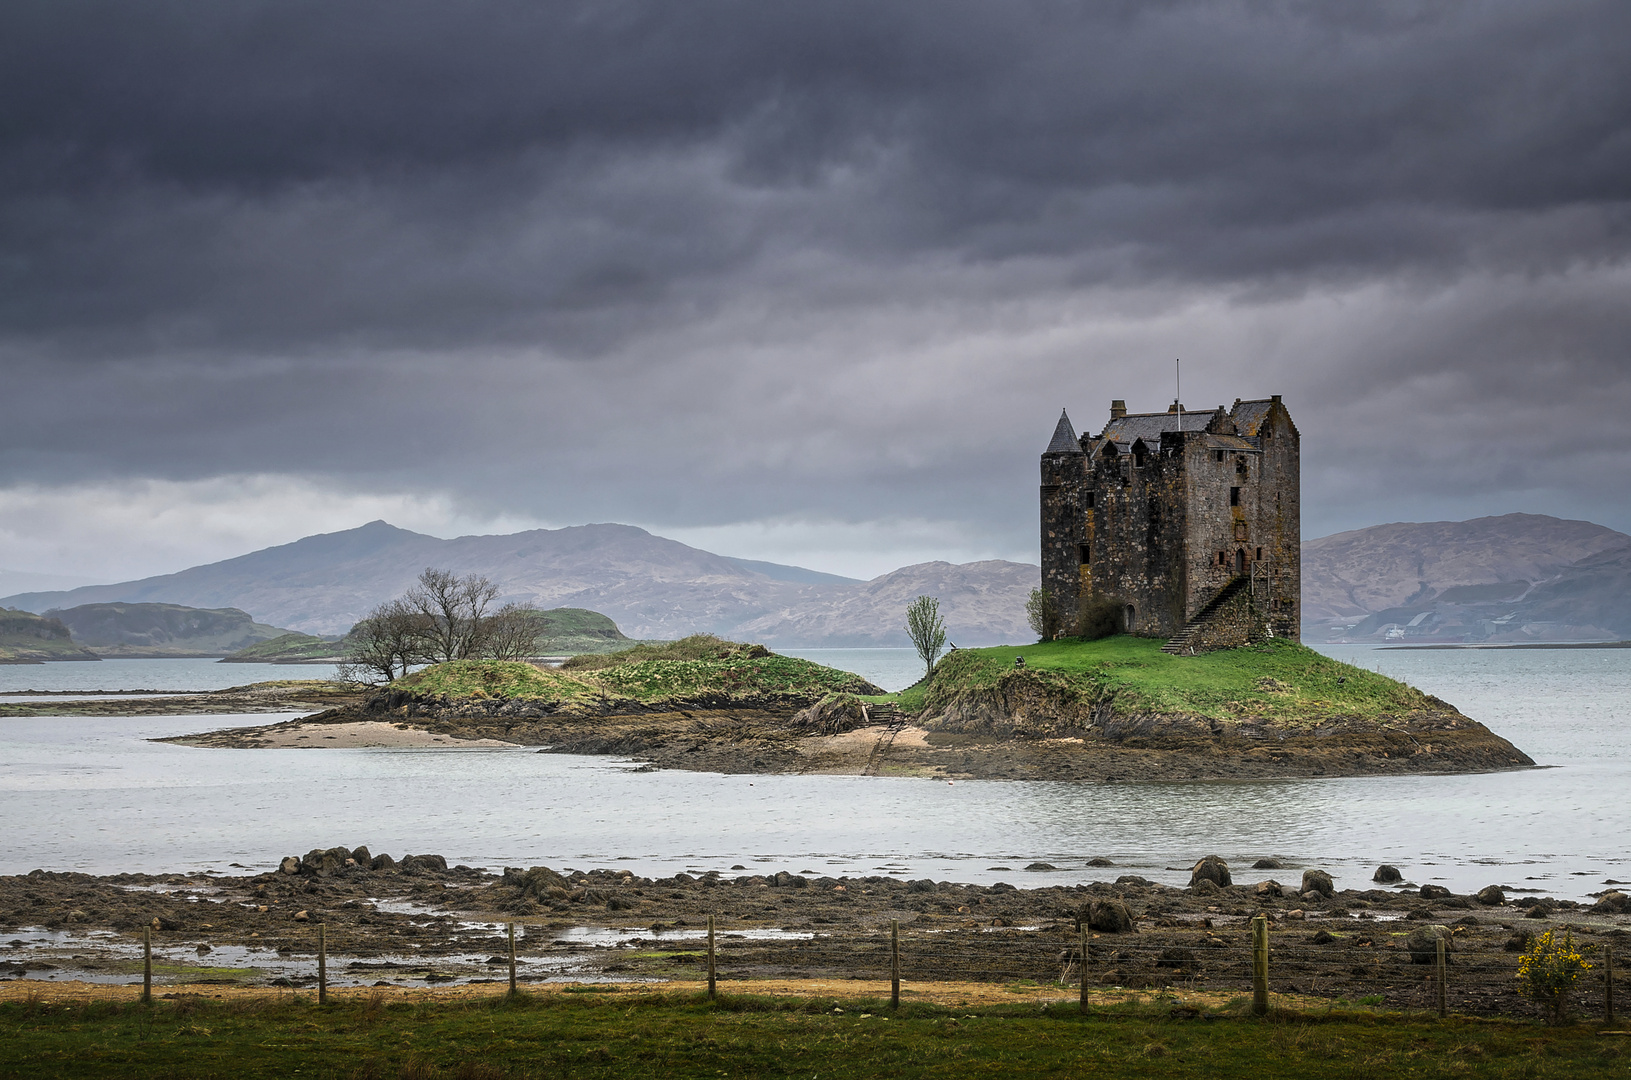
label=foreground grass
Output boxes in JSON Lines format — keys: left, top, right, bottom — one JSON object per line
{"left": 1, "top": 990, "right": 1624, "bottom": 1079}
{"left": 891, "top": 636, "right": 1434, "bottom": 725}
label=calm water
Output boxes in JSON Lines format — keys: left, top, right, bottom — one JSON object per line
{"left": 0, "top": 648, "right": 1625, "bottom": 900}
{"left": 0, "top": 657, "right": 344, "bottom": 694}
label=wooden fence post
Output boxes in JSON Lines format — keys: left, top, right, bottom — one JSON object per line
{"left": 142, "top": 924, "right": 152, "bottom": 1005}
{"left": 508, "top": 922, "right": 518, "bottom": 996}
{"left": 318, "top": 922, "right": 328, "bottom": 1005}
{"left": 1435, "top": 935, "right": 1447, "bottom": 1018}
{"left": 1079, "top": 923, "right": 1089, "bottom": 1015}
{"left": 707, "top": 915, "right": 717, "bottom": 1000}
{"left": 1606, "top": 946, "right": 1615, "bottom": 1025}
{"left": 890, "top": 920, "right": 901, "bottom": 1010}
{"left": 1251, "top": 915, "right": 1268, "bottom": 1017}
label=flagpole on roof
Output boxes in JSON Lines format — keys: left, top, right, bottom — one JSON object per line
{"left": 1175, "top": 357, "right": 1182, "bottom": 435}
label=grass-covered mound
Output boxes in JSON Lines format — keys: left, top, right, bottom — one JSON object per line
{"left": 894, "top": 637, "right": 1439, "bottom": 728}
{"left": 220, "top": 632, "right": 342, "bottom": 662}
{"left": 393, "top": 660, "right": 597, "bottom": 702}
{"left": 386, "top": 638, "right": 881, "bottom": 711}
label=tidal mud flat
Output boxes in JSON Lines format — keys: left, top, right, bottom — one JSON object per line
{"left": 2, "top": 850, "right": 1626, "bottom": 1020}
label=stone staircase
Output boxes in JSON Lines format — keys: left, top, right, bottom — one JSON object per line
{"left": 1162, "top": 575, "right": 1252, "bottom": 655}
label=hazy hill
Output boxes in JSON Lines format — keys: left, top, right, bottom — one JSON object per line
{"left": 0, "top": 608, "right": 99, "bottom": 663}
{"left": 1301, "top": 514, "right": 1631, "bottom": 642}
{"left": 48, "top": 603, "right": 298, "bottom": 657}
{"left": 733, "top": 560, "right": 1037, "bottom": 647}
{"left": 2, "top": 522, "right": 1034, "bottom": 646}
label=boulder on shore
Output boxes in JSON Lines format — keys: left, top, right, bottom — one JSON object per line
{"left": 1252, "top": 858, "right": 1284, "bottom": 870}
{"left": 1301, "top": 869, "right": 1334, "bottom": 897}
{"left": 1373, "top": 865, "right": 1402, "bottom": 883}
{"left": 1594, "top": 890, "right": 1630, "bottom": 914}
{"left": 1475, "top": 885, "right": 1506, "bottom": 906}
{"left": 1405, "top": 924, "right": 1453, "bottom": 964}
{"left": 502, "top": 865, "right": 570, "bottom": 901}
{"left": 1083, "top": 899, "right": 1137, "bottom": 934}
{"left": 1419, "top": 884, "right": 1452, "bottom": 900}
{"left": 1189, "top": 855, "right": 1232, "bottom": 888}
{"left": 1254, "top": 880, "right": 1283, "bottom": 897}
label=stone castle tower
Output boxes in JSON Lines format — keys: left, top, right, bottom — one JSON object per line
{"left": 1040, "top": 396, "right": 1300, "bottom": 652}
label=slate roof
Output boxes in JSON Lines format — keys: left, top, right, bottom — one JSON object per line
{"left": 1229, "top": 398, "right": 1276, "bottom": 437}
{"left": 1044, "top": 409, "right": 1083, "bottom": 454}
{"left": 1096, "top": 409, "right": 1216, "bottom": 450}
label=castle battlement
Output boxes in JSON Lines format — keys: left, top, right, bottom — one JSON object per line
{"left": 1040, "top": 396, "right": 1300, "bottom": 651}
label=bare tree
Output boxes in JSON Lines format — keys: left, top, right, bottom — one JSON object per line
{"left": 905, "top": 594, "right": 948, "bottom": 679}
{"left": 484, "top": 603, "right": 546, "bottom": 661}
{"left": 337, "top": 599, "right": 429, "bottom": 684}
{"left": 407, "top": 567, "right": 501, "bottom": 662}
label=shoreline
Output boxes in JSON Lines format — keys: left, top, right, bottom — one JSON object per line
{"left": 161, "top": 706, "right": 1537, "bottom": 782}
{"left": 1, "top": 853, "right": 1625, "bottom": 1019}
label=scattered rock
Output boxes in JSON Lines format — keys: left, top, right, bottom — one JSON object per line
{"left": 1419, "top": 885, "right": 1452, "bottom": 900}
{"left": 1155, "top": 946, "right": 1197, "bottom": 969}
{"left": 400, "top": 854, "right": 448, "bottom": 873}
{"left": 502, "top": 866, "right": 570, "bottom": 901}
{"left": 1504, "top": 931, "right": 1532, "bottom": 952}
{"left": 773, "top": 872, "right": 809, "bottom": 889}
{"left": 1594, "top": 891, "right": 1630, "bottom": 914}
{"left": 369, "top": 853, "right": 397, "bottom": 871}
{"left": 1254, "top": 880, "right": 1283, "bottom": 897}
{"left": 1301, "top": 870, "right": 1334, "bottom": 898}
{"left": 1189, "top": 856, "right": 1231, "bottom": 889}
{"left": 1084, "top": 899, "right": 1137, "bottom": 934}
{"left": 149, "top": 916, "right": 181, "bottom": 932}
{"left": 1024, "top": 863, "right": 1056, "bottom": 872}
{"left": 1475, "top": 885, "right": 1505, "bottom": 906}
{"left": 1115, "top": 875, "right": 1153, "bottom": 887}
{"left": 1404, "top": 924, "right": 1452, "bottom": 964}
{"left": 292, "top": 910, "right": 310, "bottom": 922}
{"left": 1190, "top": 878, "right": 1221, "bottom": 897}
{"left": 1372, "top": 865, "right": 1402, "bottom": 883}
{"left": 301, "top": 847, "right": 353, "bottom": 877}
{"left": 1252, "top": 858, "right": 1284, "bottom": 870}
{"left": 1311, "top": 929, "right": 1337, "bottom": 945}
{"left": 278, "top": 856, "right": 300, "bottom": 875}
{"left": 350, "top": 846, "right": 372, "bottom": 866}
{"left": 1283, "top": 909, "right": 1306, "bottom": 920}
{"left": 1086, "top": 858, "right": 1115, "bottom": 867}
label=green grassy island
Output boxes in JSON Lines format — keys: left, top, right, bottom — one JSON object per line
{"left": 177, "top": 633, "right": 1535, "bottom": 781}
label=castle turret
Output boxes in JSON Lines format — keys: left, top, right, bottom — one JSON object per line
{"left": 1039, "top": 409, "right": 1086, "bottom": 635}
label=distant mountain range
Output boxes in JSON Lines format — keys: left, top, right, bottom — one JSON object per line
{"left": 1, "top": 522, "right": 1034, "bottom": 646}
{"left": 5, "top": 512, "right": 1627, "bottom": 649}
{"left": 1302, "top": 513, "right": 1631, "bottom": 643}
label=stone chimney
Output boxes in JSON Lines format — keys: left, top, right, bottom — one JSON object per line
{"left": 1110, "top": 399, "right": 1126, "bottom": 419}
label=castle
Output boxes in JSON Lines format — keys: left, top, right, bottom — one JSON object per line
{"left": 1040, "top": 396, "right": 1300, "bottom": 653}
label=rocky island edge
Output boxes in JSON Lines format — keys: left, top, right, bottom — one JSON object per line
{"left": 164, "top": 635, "right": 1535, "bottom": 781}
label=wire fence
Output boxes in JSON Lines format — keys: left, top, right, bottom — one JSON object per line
{"left": 126, "top": 913, "right": 1621, "bottom": 1025}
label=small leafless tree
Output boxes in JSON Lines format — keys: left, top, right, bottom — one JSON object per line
{"left": 483, "top": 603, "right": 546, "bottom": 661}
{"left": 407, "top": 567, "right": 501, "bottom": 663}
{"left": 337, "top": 599, "right": 430, "bottom": 684}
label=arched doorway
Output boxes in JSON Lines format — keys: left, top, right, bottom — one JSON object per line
{"left": 1235, "top": 549, "right": 1247, "bottom": 574}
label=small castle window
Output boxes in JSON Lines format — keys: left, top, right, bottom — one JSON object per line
{"left": 1079, "top": 543, "right": 1091, "bottom": 565}
{"left": 1236, "top": 456, "right": 1248, "bottom": 476}
{"left": 1214, "top": 449, "right": 1224, "bottom": 463}
{"left": 1124, "top": 604, "right": 1136, "bottom": 628}
{"left": 1133, "top": 445, "right": 1146, "bottom": 467}
{"left": 1256, "top": 546, "right": 1263, "bottom": 561}
{"left": 1085, "top": 491, "right": 1095, "bottom": 509}
{"left": 1229, "top": 486, "right": 1241, "bottom": 506}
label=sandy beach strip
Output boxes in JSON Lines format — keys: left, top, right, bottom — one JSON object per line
{"left": 237, "top": 720, "right": 518, "bottom": 749}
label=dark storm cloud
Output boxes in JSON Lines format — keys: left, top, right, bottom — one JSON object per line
{"left": 2, "top": 0, "right": 1630, "bottom": 564}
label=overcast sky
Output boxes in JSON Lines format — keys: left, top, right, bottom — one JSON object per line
{"left": 3, "top": 0, "right": 1629, "bottom": 585}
